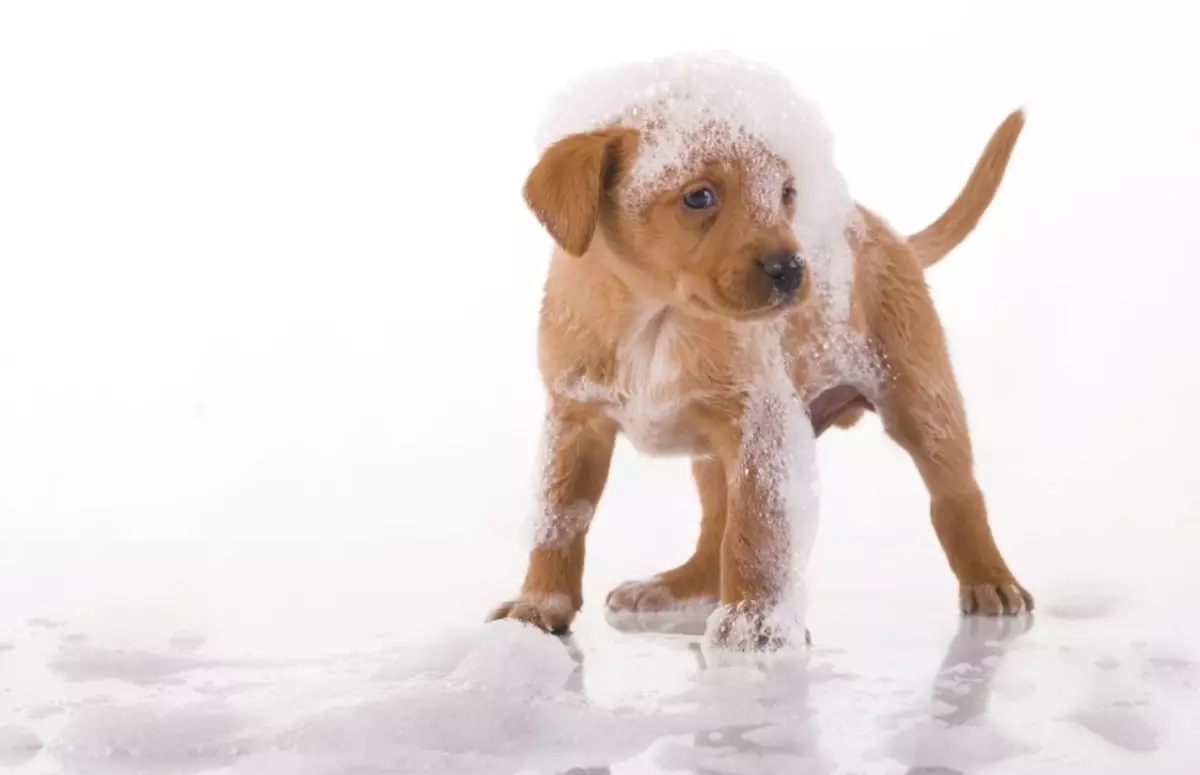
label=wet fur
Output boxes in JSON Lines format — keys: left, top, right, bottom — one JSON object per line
{"left": 489, "top": 104, "right": 1032, "bottom": 643}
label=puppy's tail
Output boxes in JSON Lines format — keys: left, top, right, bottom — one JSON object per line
{"left": 907, "top": 108, "right": 1025, "bottom": 269}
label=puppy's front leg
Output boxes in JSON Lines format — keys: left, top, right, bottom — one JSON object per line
{"left": 703, "top": 391, "right": 819, "bottom": 652}
{"left": 487, "top": 401, "right": 616, "bottom": 635}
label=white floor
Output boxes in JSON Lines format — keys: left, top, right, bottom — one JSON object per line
{"left": 2, "top": 2, "right": 1199, "bottom": 773}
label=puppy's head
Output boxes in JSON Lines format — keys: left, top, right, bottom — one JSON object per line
{"left": 524, "top": 124, "right": 809, "bottom": 322}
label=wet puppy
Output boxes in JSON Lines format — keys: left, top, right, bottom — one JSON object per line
{"left": 488, "top": 53, "right": 1032, "bottom": 651}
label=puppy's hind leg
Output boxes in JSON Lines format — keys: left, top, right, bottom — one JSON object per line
{"left": 872, "top": 268, "right": 1033, "bottom": 616}
{"left": 604, "top": 456, "right": 723, "bottom": 631}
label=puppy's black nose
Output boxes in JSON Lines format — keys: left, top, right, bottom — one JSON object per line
{"left": 759, "top": 252, "right": 804, "bottom": 297}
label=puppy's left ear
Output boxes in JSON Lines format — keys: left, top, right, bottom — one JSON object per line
{"left": 523, "top": 128, "right": 635, "bottom": 257}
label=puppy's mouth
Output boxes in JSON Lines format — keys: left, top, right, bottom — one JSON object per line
{"left": 766, "top": 288, "right": 801, "bottom": 310}
{"left": 674, "top": 270, "right": 802, "bottom": 322}
{"left": 686, "top": 290, "right": 796, "bottom": 322}
{"left": 748, "top": 294, "right": 799, "bottom": 320}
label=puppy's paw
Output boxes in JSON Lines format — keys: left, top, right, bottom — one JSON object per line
{"left": 486, "top": 592, "right": 576, "bottom": 635}
{"left": 702, "top": 600, "right": 809, "bottom": 655}
{"left": 604, "top": 577, "right": 717, "bottom": 634}
{"left": 960, "top": 581, "right": 1034, "bottom": 616}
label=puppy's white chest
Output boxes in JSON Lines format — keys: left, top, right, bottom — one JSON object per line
{"left": 607, "top": 313, "right": 700, "bottom": 457}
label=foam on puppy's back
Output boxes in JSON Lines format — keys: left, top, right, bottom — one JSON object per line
{"left": 535, "top": 51, "right": 859, "bottom": 322}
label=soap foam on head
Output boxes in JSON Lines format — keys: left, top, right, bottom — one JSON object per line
{"left": 535, "top": 50, "right": 860, "bottom": 321}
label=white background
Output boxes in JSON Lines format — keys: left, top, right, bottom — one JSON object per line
{"left": 2, "top": 2, "right": 1198, "bottom": 773}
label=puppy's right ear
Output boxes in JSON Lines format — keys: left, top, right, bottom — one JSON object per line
{"left": 523, "top": 128, "right": 634, "bottom": 258}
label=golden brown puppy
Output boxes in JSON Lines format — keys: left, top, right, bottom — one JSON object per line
{"left": 487, "top": 54, "right": 1032, "bottom": 651}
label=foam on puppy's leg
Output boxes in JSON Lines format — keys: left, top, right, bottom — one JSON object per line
{"left": 705, "top": 379, "right": 820, "bottom": 654}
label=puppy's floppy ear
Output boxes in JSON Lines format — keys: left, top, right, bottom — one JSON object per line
{"left": 523, "top": 128, "right": 634, "bottom": 257}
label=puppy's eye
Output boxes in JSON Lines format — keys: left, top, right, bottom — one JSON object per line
{"left": 682, "top": 187, "right": 717, "bottom": 210}
{"left": 782, "top": 185, "right": 797, "bottom": 207}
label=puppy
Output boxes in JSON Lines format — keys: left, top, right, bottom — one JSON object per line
{"left": 488, "top": 53, "right": 1032, "bottom": 650}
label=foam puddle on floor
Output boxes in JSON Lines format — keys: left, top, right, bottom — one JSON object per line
{"left": 36, "top": 620, "right": 747, "bottom": 774}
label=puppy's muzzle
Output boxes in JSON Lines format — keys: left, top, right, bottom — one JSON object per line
{"left": 759, "top": 252, "right": 804, "bottom": 299}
